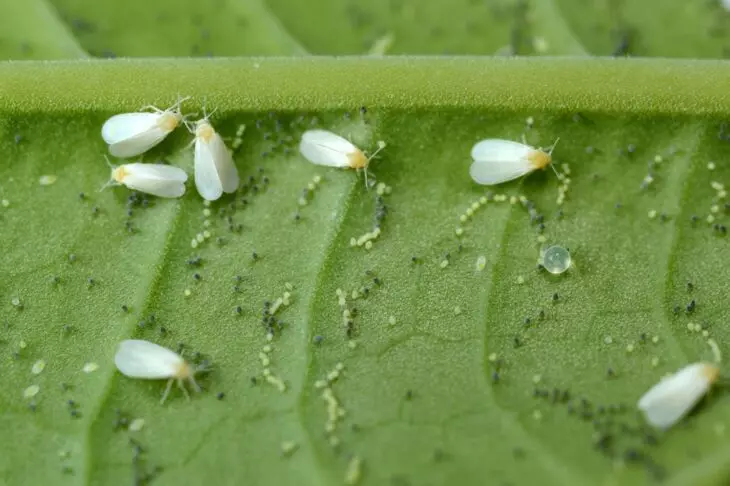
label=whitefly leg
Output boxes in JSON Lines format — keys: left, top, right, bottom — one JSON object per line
{"left": 160, "top": 378, "right": 174, "bottom": 405}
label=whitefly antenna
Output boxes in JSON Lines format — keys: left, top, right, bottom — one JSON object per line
{"left": 363, "top": 140, "right": 387, "bottom": 189}
{"left": 99, "top": 155, "right": 118, "bottom": 192}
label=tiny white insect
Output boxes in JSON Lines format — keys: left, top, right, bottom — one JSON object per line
{"left": 638, "top": 362, "right": 720, "bottom": 429}
{"left": 102, "top": 157, "right": 188, "bottom": 198}
{"left": 114, "top": 339, "right": 202, "bottom": 404}
{"left": 469, "top": 137, "right": 559, "bottom": 185}
{"left": 299, "top": 130, "right": 386, "bottom": 187}
{"left": 101, "top": 96, "right": 189, "bottom": 158}
{"left": 188, "top": 110, "right": 239, "bottom": 201}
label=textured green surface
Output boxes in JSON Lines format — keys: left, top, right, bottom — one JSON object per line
{"left": 3, "top": 1, "right": 730, "bottom": 486}
{"left": 1, "top": 57, "right": 730, "bottom": 486}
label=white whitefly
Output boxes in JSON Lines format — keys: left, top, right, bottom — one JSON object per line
{"left": 114, "top": 339, "right": 202, "bottom": 404}
{"left": 101, "top": 97, "right": 189, "bottom": 158}
{"left": 638, "top": 362, "right": 720, "bottom": 429}
{"left": 469, "top": 138, "right": 558, "bottom": 185}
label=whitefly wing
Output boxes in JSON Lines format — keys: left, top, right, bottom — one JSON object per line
{"left": 102, "top": 113, "right": 171, "bottom": 158}
{"left": 638, "top": 363, "right": 715, "bottom": 429}
{"left": 208, "top": 132, "right": 239, "bottom": 194}
{"left": 299, "top": 130, "right": 355, "bottom": 168}
{"left": 194, "top": 138, "right": 224, "bottom": 201}
{"left": 115, "top": 339, "right": 183, "bottom": 379}
{"left": 469, "top": 139, "right": 533, "bottom": 185}
{"left": 122, "top": 163, "right": 188, "bottom": 198}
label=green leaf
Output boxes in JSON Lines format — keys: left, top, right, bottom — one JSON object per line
{"left": 2, "top": 58, "right": 730, "bottom": 486}
{"left": 47, "top": 0, "right": 307, "bottom": 56}
{"left": 0, "top": 0, "right": 87, "bottom": 59}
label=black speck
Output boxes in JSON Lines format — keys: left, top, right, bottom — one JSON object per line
{"left": 552, "top": 292, "right": 559, "bottom": 302}
{"left": 121, "top": 305, "right": 129, "bottom": 313}
{"left": 313, "top": 335, "right": 324, "bottom": 345}
{"left": 193, "top": 273, "right": 201, "bottom": 281}
{"left": 216, "top": 392, "right": 225, "bottom": 400}
{"left": 624, "top": 449, "right": 643, "bottom": 462}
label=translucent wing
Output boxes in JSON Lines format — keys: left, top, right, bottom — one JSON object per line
{"left": 102, "top": 113, "right": 172, "bottom": 158}
{"left": 299, "top": 130, "right": 354, "bottom": 167}
{"left": 114, "top": 340, "right": 182, "bottom": 379}
{"left": 122, "top": 163, "right": 187, "bottom": 198}
{"left": 469, "top": 139, "right": 533, "bottom": 185}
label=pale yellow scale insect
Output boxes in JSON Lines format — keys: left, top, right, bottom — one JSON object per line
{"left": 469, "top": 138, "right": 559, "bottom": 185}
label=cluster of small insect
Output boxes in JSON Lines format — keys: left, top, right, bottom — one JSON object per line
{"left": 349, "top": 181, "right": 391, "bottom": 250}
{"left": 296, "top": 174, "right": 323, "bottom": 211}
{"left": 231, "top": 124, "right": 246, "bottom": 153}
{"left": 259, "top": 344, "right": 286, "bottom": 393}
{"left": 530, "top": 382, "right": 669, "bottom": 479}
{"left": 190, "top": 200, "right": 216, "bottom": 249}
{"left": 130, "top": 438, "right": 163, "bottom": 485}
{"left": 555, "top": 163, "right": 571, "bottom": 206}
{"left": 314, "top": 362, "right": 347, "bottom": 448}
{"left": 706, "top": 180, "right": 728, "bottom": 234}
{"left": 454, "top": 193, "right": 491, "bottom": 238}
{"left": 335, "top": 271, "right": 384, "bottom": 345}
{"left": 254, "top": 286, "right": 294, "bottom": 392}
